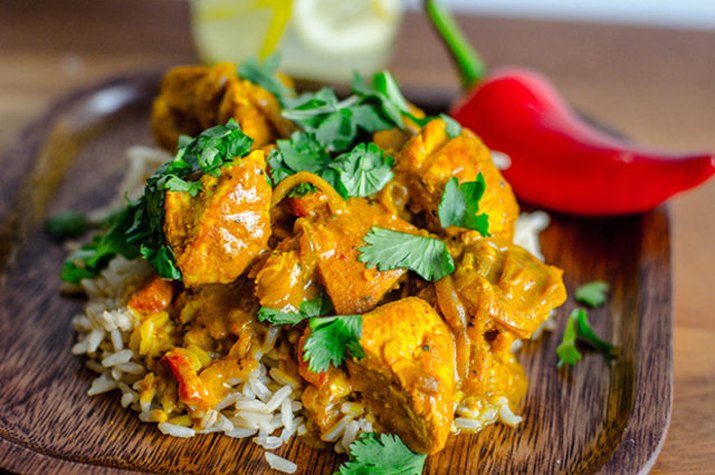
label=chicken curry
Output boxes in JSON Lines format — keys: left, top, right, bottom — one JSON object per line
{"left": 68, "top": 61, "right": 567, "bottom": 459}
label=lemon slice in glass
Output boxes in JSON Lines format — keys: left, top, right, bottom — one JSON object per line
{"left": 191, "top": 0, "right": 293, "bottom": 64}
{"left": 292, "top": 0, "right": 403, "bottom": 56}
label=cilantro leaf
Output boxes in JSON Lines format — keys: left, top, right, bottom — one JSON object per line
{"left": 303, "top": 315, "right": 364, "bottom": 373}
{"left": 267, "top": 132, "right": 344, "bottom": 196}
{"left": 315, "top": 108, "right": 357, "bottom": 153}
{"left": 282, "top": 90, "right": 363, "bottom": 153}
{"left": 358, "top": 227, "right": 455, "bottom": 282}
{"left": 257, "top": 307, "right": 307, "bottom": 326}
{"left": 557, "top": 308, "right": 619, "bottom": 367}
{"left": 268, "top": 132, "right": 332, "bottom": 185}
{"left": 331, "top": 143, "right": 394, "bottom": 198}
{"left": 45, "top": 210, "right": 92, "bottom": 240}
{"left": 556, "top": 310, "right": 582, "bottom": 368}
{"left": 258, "top": 292, "right": 334, "bottom": 325}
{"left": 299, "top": 292, "right": 335, "bottom": 318}
{"left": 352, "top": 71, "right": 406, "bottom": 129}
{"left": 351, "top": 104, "right": 394, "bottom": 133}
{"left": 574, "top": 281, "right": 609, "bottom": 308}
{"left": 337, "top": 432, "right": 427, "bottom": 475}
{"left": 438, "top": 173, "right": 490, "bottom": 236}
{"left": 283, "top": 89, "right": 352, "bottom": 127}
{"left": 60, "top": 205, "right": 140, "bottom": 283}
{"left": 237, "top": 55, "right": 294, "bottom": 105}
{"left": 268, "top": 134, "right": 393, "bottom": 199}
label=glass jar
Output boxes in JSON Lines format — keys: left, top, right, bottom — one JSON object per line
{"left": 191, "top": 0, "right": 405, "bottom": 83}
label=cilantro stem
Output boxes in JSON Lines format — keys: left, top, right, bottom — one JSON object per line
{"left": 575, "top": 309, "right": 619, "bottom": 358}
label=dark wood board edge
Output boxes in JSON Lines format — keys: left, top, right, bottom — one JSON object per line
{"left": 0, "top": 435, "right": 147, "bottom": 475}
{"left": 601, "top": 210, "right": 673, "bottom": 474}
{"left": 0, "top": 71, "right": 673, "bottom": 474}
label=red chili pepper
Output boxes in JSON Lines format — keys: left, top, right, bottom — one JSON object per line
{"left": 425, "top": 0, "right": 715, "bottom": 216}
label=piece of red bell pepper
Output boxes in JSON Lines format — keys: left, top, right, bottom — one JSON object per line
{"left": 425, "top": 0, "right": 715, "bottom": 216}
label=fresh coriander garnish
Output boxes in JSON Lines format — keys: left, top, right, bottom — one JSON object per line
{"left": 575, "top": 309, "right": 619, "bottom": 358}
{"left": 281, "top": 71, "right": 410, "bottom": 153}
{"left": 556, "top": 309, "right": 582, "bottom": 367}
{"left": 61, "top": 206, "right": 139, "bottom": 283}
{"left": 574, "top": 281, "right": 609, "bottom": 308}
{"left": 259, "top": 293, "right": 362, "bottom": 373}
{"left": 268, "top": 134, "right": 394, "bottom": 199}
{"left": 267, "top": 132, "right": 332, "bottom": 184}
{"left": 557, "top": 308, "right": 618, "bottom": 367}
{"left": 337, "top": 432, "right": 427, "bottom": 475}
{"left": 257, "top": 292, "right": 334, "bottom": 326}
{"left": 332, "top": 143, "right": 394, "bottom": 198}
{"left": 282, "top": 88, "right": 362, "bottom": 153}
{"left": 61, "top": 119, "right": 253, "bottom": 283}
{"left": 237, "top": 54, "right": 294, "bottom": 105}
{"left": 303, "top": 314, "right": 364, "bottom": 373}
{"left": 353, "top": 71, "right": 410, "bottom": 129}
{"left": 45, "top": 210, "right": 92, "bottom": 240}
{"left": 358, "top": 227, "right": 455, "bottom": 282}
{"left": 438, "top": 172, "right": 490, "bottom": 236}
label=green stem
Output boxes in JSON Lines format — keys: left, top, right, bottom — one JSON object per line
{"left": 424, "top": 0, "right": 487, "bottom": 90}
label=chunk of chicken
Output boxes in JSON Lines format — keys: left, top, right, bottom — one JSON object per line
{"left": 151, "top": 62, "right": 294, "bottom": 151}
{"left": 346, "top": 297, "right": 456, "bottom": 454}
{"left": 395, "top": 118, "right": 519, "bottom": 239}
{"left": 452, "top": 237, "right": 567, "bottom": 339}
{"left": 299, "top": 198, "right": 417, "bottom": 315}
{"left": 255, "top": 196, "right": 418, "bottom": 315}
{"left": 254, "top": 235, "right": 320, "bottom": 312}
{"left": 163, "top": 150, "right": 272, "bottom": 287}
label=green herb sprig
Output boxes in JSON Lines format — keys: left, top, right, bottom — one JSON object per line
{"left": 257, "top": 292, "right": 334, "bottom": 326}
{"left": 574, "top": 280, "right": 609, "bottom": 308}
{"left": 438, "top": 172, "right": 490, "bottom": 236}
{"left": 358, "top": 227, "right": 455, "bottom": 282}
{"left": 258, "top": 293, "right": 363, "bottom": 373}
{"left": 303, "top": 314, "right": 365, "bottom": 373}
{"left": 45, "top": 210, "right": 93, "bottom": 240}
{"left": 237, "top": 54, "right": 294, "bottom": 105}
{"left": 268, "top": 135, "right": 394, "bottom": 199}
{"left": 557, "top": 281, "right": 619, "bottom": 367}
{"left": 337, "top": 432, "right": 427, "bottom": 475}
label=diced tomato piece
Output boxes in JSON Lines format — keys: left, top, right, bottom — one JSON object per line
{"left": 162, "top": 349, "right": 206, "bottom": 406}
{"left": 297, "top": 330, "right": 327, "bottom": 387}
{"left": 128, "top": 276, "right": 175, "bottom": 313}
{"left": 286, "top": 192, "right": 328, "bottom": 218}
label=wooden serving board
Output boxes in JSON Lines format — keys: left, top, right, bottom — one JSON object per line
{"left": 0, "top": 72, "right": 671, "bottom": 474}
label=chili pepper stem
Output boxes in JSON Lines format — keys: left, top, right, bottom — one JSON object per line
{"left": 424, "top": 0, "right": 486, "bottom": 90}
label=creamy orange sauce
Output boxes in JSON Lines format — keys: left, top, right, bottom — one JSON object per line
{"left": 126, "top": 62, "right": 568, "bottom": 453}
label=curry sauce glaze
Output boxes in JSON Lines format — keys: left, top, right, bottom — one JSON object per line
{"left": 125, "top": 63, "right": 566, "bottom": 454}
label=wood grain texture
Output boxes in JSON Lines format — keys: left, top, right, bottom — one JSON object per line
{"left": 0, "top": 71, "right": 672, "bottom": 474}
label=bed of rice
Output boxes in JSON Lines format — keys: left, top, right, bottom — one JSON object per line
{"left": 67, "top": 146, "right": 551, "bottom": 473}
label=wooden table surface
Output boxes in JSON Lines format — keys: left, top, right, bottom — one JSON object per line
{"left": 1, "top": 1, "right": 713, "bottom": 473}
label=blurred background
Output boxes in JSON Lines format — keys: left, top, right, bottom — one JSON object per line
{"left": 410, "top": 0, "right": 715, "bottom": 29}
